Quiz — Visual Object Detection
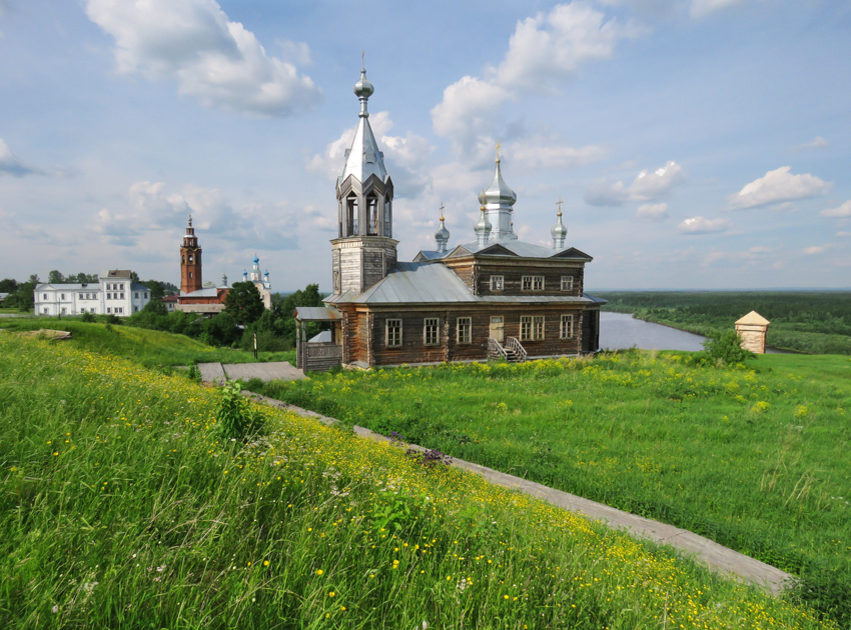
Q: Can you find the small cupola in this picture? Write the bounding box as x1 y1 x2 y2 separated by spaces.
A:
475 205 492 247
434 204 450 253
551 199 568 249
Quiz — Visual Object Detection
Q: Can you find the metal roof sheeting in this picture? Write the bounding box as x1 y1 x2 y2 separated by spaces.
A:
295 306 341 321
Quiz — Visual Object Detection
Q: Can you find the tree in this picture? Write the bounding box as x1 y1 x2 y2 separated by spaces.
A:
47 270 64 283
0 278 18 293
704 329 755 365
223 281 264 325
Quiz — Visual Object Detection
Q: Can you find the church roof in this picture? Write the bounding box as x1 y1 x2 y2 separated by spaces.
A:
431 240 593 261
338 69 389 186
735 310 770 325
336 262 601 306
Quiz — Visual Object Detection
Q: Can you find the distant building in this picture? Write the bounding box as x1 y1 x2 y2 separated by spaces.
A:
295 69 604 371
175 218 230 316
242 255 272 309
34 270 151 317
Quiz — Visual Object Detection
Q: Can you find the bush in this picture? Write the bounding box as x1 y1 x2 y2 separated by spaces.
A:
105 314 121 326
214 381 264 441
80 312 95 323
703 328 755 365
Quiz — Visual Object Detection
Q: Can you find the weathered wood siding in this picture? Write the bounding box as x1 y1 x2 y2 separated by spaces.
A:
365 305 586 367
475 264 585 297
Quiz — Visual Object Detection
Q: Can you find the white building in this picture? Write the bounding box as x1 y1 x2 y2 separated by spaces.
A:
242 256 272 309
34 270 151 317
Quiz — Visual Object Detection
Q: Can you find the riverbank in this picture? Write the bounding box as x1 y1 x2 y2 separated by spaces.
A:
595 291 851 355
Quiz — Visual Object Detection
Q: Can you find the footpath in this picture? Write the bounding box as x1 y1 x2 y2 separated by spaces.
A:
243 390 793 596
198 361 305 385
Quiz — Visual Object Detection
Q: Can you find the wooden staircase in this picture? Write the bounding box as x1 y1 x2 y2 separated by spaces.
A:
488 337 527 363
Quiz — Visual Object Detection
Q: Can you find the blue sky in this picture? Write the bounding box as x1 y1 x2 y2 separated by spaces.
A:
1 0 849 291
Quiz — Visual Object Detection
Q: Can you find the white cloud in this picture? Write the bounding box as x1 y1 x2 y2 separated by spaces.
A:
636 202 668 220
595 0 677 18
0 139 42 177
509 135 607 170
677 216 732 234
431 2 639 155
802 245 830 255
727 166 832 210
837 231 851 237
85 0 322 117
790 136 828 152
585 160 686 206
92 181 298 249
820 201 851 218
690 0 749 18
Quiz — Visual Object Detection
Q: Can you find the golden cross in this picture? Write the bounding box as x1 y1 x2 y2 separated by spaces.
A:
188 214 193 226
556 197 564 215
361 50 365 71
439 203 445 220
495 140 501 161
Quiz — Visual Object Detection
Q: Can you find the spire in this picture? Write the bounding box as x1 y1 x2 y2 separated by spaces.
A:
477 144 517 241
340 66 388 185
434 203 450 253
221 272 228 287
475 205 492 247
551 197 568 249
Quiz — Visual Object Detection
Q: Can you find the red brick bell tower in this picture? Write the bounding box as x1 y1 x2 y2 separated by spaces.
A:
180 215 203 295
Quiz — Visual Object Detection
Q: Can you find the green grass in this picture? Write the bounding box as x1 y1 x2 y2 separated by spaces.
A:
1 336 832 628
596 291 851 355
0 316 295 368
256 352 851 624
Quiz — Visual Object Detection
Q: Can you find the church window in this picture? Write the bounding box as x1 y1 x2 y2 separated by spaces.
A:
107 307 111 314
79 293 84 299
457 317 472 344
424 318 440 345
189 272 193 279
386 319 402 347
347 195 359 235
43 308 48 314
489 276 504 291
43 294 47 300
61 308 66 315
120 293 125 299
561 276 574 291
135 292 139 299
384 197 392 237
61 294 66 300
520 316 531 341
144 292 148 299
560 314 575 339
522 276 544 291
521 316 545 341
367 195 378 235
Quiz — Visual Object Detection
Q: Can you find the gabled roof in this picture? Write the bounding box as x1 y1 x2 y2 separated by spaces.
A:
339 262 477 304
294 306 341 321
735 310 770 325
435 240 593 261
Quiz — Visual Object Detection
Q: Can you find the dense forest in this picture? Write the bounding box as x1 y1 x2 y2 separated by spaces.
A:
597 290 851 355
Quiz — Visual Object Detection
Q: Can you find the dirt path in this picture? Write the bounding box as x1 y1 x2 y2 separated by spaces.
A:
244 391 793 595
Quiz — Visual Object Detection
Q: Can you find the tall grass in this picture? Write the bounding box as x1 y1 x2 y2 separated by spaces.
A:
0 336 833 628
257 351 851 625
0 316 295 368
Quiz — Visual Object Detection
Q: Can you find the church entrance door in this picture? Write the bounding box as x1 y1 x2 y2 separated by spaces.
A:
489 316 504 343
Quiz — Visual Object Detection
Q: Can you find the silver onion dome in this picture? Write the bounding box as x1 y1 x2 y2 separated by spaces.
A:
353 69 374 117
551 209 567 249
434 212 450 253
478 159 517 208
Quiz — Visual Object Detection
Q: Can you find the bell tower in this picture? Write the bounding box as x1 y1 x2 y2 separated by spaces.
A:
180 215 203 295
331 66 398 296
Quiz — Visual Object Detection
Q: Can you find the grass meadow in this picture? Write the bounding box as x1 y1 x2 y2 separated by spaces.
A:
257 352 851 625
0 334 836 628
0 316 295 369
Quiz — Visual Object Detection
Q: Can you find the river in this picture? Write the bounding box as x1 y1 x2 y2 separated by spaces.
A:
599 311 787 353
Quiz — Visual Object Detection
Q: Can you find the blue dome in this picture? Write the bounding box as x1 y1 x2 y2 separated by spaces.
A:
264 270 269 276
242 269 248 277
253 255 259 264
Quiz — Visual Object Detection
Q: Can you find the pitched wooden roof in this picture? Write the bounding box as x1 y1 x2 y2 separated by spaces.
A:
735 310 770 325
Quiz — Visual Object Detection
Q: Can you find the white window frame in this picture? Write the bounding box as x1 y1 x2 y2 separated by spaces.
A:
423 317 440 346
520 316 532 341
522 276 545 291
560 314 574 339
560 276 574 291
533 315 545 340
386 318 402 347
489 275 504 291
456 317 472 344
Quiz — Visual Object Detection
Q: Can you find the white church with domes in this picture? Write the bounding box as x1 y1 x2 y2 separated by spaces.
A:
294 68 604 371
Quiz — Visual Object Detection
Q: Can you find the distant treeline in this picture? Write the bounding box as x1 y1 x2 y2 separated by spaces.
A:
596 290 851 355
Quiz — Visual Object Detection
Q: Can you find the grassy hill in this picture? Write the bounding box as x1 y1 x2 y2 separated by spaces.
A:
0 316 294 368
0 333 834 628
257 351 851 625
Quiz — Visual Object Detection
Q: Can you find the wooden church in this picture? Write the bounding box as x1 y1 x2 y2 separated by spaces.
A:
295 69 604 371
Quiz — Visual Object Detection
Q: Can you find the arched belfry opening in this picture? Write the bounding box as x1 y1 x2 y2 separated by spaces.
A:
331 68 398 296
